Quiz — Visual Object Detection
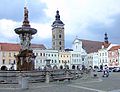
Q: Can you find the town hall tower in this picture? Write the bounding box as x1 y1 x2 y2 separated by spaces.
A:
52 10 65 50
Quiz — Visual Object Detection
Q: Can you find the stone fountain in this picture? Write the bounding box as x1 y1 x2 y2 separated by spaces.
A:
14 7 37 71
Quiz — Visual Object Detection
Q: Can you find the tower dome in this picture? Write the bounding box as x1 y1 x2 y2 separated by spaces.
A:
52 10 64 27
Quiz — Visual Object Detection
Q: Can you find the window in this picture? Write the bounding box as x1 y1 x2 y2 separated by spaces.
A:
102 59 104 63
53 42 55 45
52 60 53 63
3 52 5 57
40 53 42 56
82 58 84 61
14 60 15 64
100 59 101 63
14 53 16 56
36 53 38 56
102 53 104 56
59 41 61 45
59 47 61 50
3 59 5 64
59 60 60 63
9 59 11 64
55 60 57 63
9 53 11 57
36 60 38 63
59 34 61 38
53 35 55 38
105 52 107 56
40 60 42 63
68 60 69 63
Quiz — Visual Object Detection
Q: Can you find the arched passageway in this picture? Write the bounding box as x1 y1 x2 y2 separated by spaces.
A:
72 65 75 69
1 66 8 71
60 65 63 69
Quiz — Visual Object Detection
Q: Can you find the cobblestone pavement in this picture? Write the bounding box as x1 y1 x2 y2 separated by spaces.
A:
0 72 120 92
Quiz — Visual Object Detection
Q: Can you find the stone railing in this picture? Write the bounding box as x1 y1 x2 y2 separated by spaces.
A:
0 69 91 84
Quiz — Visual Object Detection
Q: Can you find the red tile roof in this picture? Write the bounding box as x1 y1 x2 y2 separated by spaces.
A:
0 43 46 51
31 44 46 49
109 46 120 51
80 39 103 53
0 43 20 51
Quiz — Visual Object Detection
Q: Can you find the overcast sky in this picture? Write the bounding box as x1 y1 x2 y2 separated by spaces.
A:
0 0 120 48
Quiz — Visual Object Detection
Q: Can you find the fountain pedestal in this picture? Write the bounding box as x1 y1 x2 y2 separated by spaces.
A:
14 7 37 71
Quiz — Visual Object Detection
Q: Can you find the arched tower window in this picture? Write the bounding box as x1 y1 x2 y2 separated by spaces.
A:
59 41 61 45
59 47 61 50
59 34 61 38
53 42 55 45
53 35 55 39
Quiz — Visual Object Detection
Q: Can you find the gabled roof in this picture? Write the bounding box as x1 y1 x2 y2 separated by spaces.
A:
80 39 103 53
108 46 120 51
0 43 20 51
0 43 46 51
31 44 46 50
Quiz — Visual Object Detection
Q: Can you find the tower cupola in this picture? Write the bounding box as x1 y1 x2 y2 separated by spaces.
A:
52 10 64 28
104 32 108 44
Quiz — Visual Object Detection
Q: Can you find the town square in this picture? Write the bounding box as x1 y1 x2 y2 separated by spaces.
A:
0 0 120 92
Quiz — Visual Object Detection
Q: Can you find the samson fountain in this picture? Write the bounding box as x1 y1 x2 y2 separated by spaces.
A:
14 7 37 71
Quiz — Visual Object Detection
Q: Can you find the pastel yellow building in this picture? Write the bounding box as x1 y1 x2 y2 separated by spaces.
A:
59 51 71 69
0 43 20 70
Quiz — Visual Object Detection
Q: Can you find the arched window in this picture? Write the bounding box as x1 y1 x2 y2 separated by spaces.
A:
59 41 61 45
53 35 55 38
53 42 55 45
59 34 61 38
59 47 61 50
72 65 75 69
60 65 63 69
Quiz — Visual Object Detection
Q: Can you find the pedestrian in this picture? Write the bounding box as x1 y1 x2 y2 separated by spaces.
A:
103 65 109 77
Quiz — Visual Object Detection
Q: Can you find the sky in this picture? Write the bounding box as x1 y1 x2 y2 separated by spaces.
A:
0 0 120 49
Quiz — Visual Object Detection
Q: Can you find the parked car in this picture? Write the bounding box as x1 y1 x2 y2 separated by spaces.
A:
113 68 120 72
97 69 103 72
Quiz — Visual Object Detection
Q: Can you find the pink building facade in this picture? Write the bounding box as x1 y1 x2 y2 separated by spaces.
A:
108 46 120 67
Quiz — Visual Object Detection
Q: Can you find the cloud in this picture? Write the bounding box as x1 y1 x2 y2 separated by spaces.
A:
0 0 48 23
0 19 19 39
41 0 120 47
0 18 52 47
0 0 120 48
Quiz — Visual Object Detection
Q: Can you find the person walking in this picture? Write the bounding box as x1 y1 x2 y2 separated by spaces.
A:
103 65 109 77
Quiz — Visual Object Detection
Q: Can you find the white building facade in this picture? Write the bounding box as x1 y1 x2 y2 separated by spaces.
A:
71 37 87 69
87 52 99 69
